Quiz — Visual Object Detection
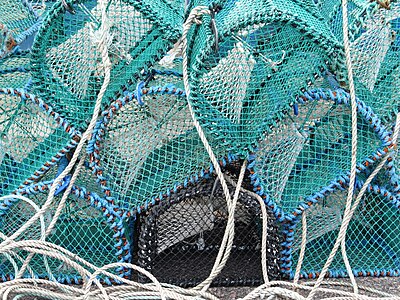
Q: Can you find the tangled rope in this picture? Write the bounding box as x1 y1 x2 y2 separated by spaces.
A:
0 1 399 300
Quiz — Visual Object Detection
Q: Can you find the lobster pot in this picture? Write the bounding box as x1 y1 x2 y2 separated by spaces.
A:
290 184 400 279
30 0 184 129
135 165 282 287
185 0 342 158
0 181 129 283
0 0 39 58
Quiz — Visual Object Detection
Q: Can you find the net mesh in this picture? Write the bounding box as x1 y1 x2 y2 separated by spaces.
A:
89 70 226 212
0 178 129 282
0 0 399 288
135 167 282 287
30 0 184 130
250 89 388 216
187 0 343 156
290 184 400 278
0 0 38 59
0 50 31 89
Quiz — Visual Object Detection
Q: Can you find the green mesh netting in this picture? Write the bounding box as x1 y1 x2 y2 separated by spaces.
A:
0 0 38 58
0 0 399 287
0 50 31 88
0 89 81 196
89 73 227 212
291 184 400 278
317 0 379 43
352 3 400 124
186 0 343 157
30 0 184 130
0 181 128 282
250 89 387 216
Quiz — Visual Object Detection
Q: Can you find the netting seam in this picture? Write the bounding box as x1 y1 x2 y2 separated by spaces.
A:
280 183 399 279
0 181 132 283
0 88 82 191
247 88 392 223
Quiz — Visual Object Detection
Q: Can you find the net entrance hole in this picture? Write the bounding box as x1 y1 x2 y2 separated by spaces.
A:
134 162 282 287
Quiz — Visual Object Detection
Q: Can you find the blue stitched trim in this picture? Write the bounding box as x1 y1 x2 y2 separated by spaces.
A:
141 68 183 79
0 88 82 191
248 88 392 223
0 180 132 281
87 83 240 217
289 268 400 280
23 78 33 92
135 81 145 105
279 182 398 278
14 20 42 45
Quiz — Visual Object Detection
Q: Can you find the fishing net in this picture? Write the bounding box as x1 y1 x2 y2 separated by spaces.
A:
88 71 228 213
0 0 399 291
0 88 81 197
135 165 282 287
0 0 39 58
185 0 344 157
0 178 130 283
30 0 184 130
0 50 31 89
351 2 400 125
249 88 391 219
290 183 400 279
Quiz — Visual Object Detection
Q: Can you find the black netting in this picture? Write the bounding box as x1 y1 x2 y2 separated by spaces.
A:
133 161 282 287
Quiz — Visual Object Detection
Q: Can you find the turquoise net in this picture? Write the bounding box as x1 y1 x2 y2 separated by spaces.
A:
30 0 184 130
0 0 399 287
0 0 39 58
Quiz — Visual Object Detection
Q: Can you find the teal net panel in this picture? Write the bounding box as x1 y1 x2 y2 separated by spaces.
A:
88 77 228 213
0 0 39 58
186 0 344 158
0 88 81 196
317 0 379 44
351 3 400 125
0 50 31 89
289 183 400 279
248 88 391 220
0 180 130 283
30 0 184 130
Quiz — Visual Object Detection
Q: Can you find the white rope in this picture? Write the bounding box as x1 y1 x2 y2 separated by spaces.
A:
0 194 54 281
306 0 360 296
293 211 307 285
223 174 269 284
181 6 251 291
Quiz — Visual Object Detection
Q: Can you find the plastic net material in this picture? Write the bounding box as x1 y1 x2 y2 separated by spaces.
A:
290 183 400 279
134 165 282 287
0 0 39 58
186 0 344 157
351 2 400 125
30 0 184 130
0 50 31 89
249 88 390 219
88 71 228 213
0 178 130 283
0 89 81 197
0 0 399 290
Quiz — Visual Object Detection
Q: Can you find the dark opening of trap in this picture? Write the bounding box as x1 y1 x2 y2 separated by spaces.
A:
131 162 283 287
